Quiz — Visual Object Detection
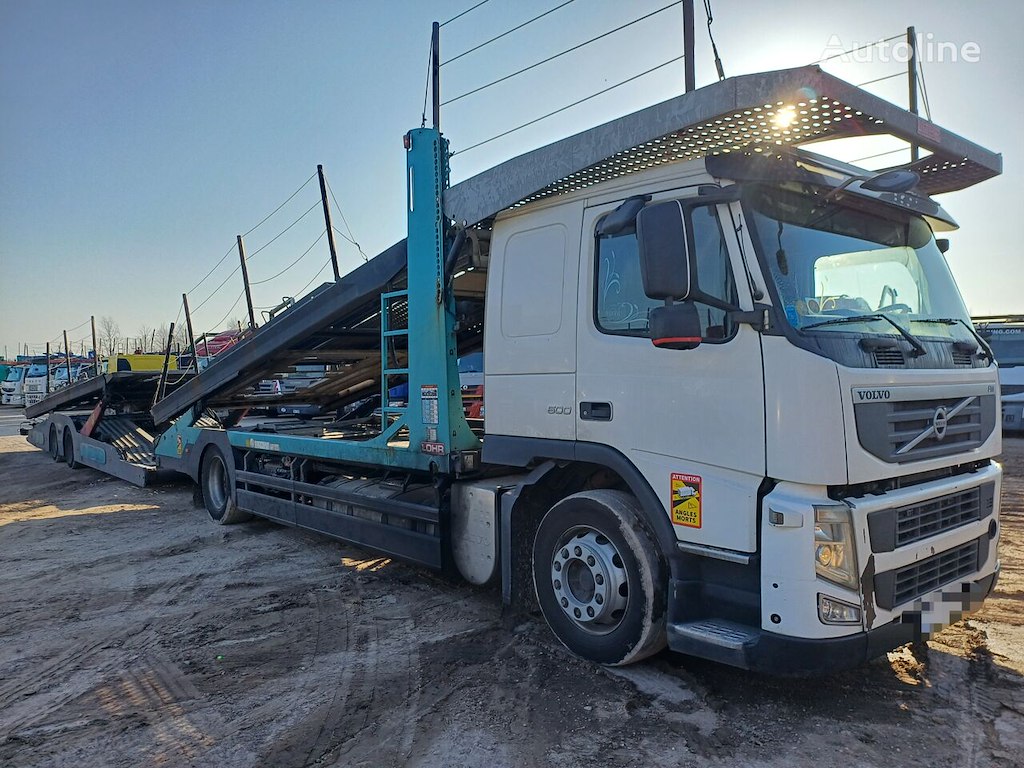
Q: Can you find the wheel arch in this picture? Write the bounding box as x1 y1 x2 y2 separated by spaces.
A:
488 436 681 608
181 430 237 484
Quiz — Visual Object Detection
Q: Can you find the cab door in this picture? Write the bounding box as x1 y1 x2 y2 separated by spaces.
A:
575 195 766 552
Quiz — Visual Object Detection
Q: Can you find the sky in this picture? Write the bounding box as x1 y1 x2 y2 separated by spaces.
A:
1 0 1021 358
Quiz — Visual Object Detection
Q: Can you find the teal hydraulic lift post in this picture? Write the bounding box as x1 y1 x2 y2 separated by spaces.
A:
157 127 481 474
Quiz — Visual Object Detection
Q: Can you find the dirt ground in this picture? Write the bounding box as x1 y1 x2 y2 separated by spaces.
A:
1 433 1023 768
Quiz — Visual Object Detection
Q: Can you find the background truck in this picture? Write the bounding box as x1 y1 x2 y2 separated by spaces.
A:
975 316 1024 432
27 63 1003 675
1 363 27 406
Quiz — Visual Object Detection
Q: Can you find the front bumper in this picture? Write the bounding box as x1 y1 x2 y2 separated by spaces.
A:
667 568 999 675
752 568 998 675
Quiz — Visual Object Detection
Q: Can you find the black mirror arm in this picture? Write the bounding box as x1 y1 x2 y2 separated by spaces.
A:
727 303 772 332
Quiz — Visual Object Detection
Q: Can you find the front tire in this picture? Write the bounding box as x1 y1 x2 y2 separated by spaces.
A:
533 490 667 665
200 447 251 525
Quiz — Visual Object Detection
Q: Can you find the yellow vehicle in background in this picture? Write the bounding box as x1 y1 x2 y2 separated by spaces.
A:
103 354 177 373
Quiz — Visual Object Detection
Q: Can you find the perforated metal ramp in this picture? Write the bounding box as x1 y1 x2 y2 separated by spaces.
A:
150 240 410 425
445 65 1001 226
24 371 195 419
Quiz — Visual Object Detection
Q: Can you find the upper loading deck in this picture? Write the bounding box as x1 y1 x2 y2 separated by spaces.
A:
148 64 1001 427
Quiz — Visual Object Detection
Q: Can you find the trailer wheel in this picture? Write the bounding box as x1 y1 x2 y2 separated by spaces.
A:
533 490 667 666
48 426 60 461
200 447 251 525
63 430 79 469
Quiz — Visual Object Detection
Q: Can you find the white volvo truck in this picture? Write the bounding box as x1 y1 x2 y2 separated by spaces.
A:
28 65 1003 674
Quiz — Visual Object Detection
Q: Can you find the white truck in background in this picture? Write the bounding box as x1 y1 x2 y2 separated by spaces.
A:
1 364 28 406
21 362 55 408
975 316 1024 432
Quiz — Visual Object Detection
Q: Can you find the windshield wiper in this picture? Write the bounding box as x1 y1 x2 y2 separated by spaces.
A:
801 313 927 357
914 317 994 361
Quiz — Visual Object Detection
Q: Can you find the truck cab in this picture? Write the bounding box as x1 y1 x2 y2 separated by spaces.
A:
1 364 28 406
22 363 55 408
975 316 1024 432
481 144 1000 670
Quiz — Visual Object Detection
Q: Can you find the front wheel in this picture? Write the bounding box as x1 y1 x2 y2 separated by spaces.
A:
49 426 60 461
533 490 667 665
200 447 251 525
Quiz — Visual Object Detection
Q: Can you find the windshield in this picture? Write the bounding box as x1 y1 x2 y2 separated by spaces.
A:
26 364 48 377
5 367 25 382
54 366 76 381
984 330 1024 367
745 183 972 339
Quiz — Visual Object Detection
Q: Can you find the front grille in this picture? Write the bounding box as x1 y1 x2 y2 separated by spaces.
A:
865 486 992 553
863 480 996 553
873 348 906 366
874 538 983 610
952 350 975 366
855 394 997 463
897 490 981 546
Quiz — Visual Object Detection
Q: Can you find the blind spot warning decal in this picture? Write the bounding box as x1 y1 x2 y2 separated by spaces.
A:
671 473 702 528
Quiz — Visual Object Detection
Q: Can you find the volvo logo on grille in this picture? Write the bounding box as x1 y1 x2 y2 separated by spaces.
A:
932 406 949 440
896 395 976 455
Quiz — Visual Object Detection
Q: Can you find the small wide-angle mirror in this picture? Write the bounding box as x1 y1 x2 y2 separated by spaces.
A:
597 195 648 236
861 169 920 193
649 302 702 350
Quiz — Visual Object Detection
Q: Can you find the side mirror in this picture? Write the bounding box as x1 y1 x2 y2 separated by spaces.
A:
936 238 950 254
637 200 691 300
649 302 702 350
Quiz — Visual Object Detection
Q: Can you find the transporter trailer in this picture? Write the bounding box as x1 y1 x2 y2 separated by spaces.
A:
28 64 1004 674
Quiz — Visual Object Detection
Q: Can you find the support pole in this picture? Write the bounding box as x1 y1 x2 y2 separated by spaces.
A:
683 0 695 93
237 235 257 330
63 330 72 387
908 25 919 162
318 165 342 281
182 293 197 370
153 322 176 409
431 21 441 130
45 342 51 395
91 315 100 376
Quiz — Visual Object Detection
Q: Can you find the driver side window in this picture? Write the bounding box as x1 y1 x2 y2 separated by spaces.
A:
595 202 737 340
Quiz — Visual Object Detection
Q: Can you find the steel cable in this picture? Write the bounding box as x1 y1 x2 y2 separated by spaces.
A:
442 0 681 107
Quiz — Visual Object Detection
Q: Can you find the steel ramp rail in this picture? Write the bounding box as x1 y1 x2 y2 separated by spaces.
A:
150 240 409 425
444 65 1002 227
24 371 195 419
94 417 158 466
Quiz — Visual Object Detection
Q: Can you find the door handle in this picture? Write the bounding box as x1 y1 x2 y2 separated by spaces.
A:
580 401 613 421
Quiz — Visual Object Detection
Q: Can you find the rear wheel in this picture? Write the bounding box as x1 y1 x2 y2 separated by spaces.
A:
48 426 60 461
533 489 667 666
64 431 78 469
200 447 251 525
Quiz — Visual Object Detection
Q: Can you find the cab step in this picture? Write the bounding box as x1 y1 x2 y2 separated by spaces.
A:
667 619 760 668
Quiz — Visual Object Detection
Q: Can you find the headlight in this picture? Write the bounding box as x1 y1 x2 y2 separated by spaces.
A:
814 504 858 590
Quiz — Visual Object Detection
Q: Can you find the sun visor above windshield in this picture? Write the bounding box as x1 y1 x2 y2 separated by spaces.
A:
706 150 958 230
